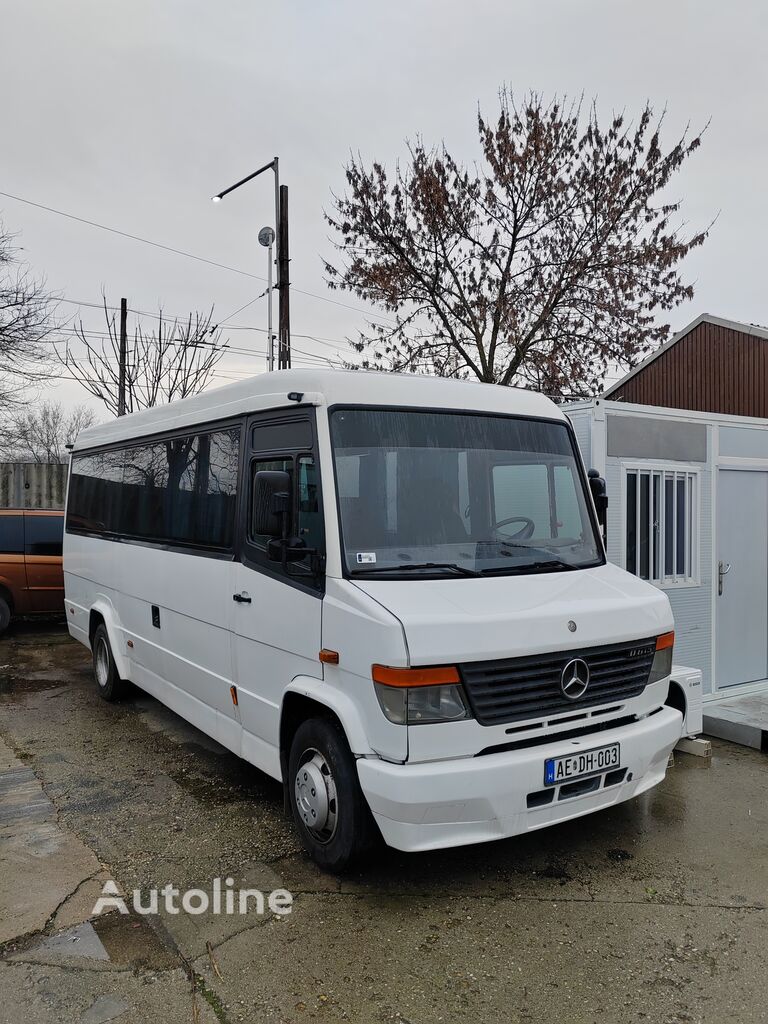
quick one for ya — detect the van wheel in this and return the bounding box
[288,717,374,873]
[92,623,126,702]
[0,596,10,635]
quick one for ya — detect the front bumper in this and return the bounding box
[357,705,683,853]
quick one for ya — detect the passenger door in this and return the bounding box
[23,512,64,613]
[230,411,325,779]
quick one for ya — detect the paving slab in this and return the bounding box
[704,692,768,749]
[0,736,103,944]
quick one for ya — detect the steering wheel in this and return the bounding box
[493,515,535,540]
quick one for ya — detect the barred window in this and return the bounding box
[625,467,697,584]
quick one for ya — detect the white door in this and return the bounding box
[716,469,768,688]
[230,412,325,779]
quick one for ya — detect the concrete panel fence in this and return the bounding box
[0,462,68,509]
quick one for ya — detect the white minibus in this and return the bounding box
[64,369,682,870]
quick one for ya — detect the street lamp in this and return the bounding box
[258,225,276,371]
[211,158,290,370]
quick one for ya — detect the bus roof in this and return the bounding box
[73,368,566,450]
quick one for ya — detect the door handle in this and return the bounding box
[718,561,731,596]
[232,592,252,604]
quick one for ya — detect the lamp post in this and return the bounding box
[212,157,290,370]
[258,226,275,371]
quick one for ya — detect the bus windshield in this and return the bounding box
[329,407,603,578]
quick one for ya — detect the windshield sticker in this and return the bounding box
[356,552,377,564]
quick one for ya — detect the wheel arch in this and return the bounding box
[87,599,130,679]
[665,679,687,720]
[279,678,373,784]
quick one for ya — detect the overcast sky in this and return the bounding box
[2,0,766,416]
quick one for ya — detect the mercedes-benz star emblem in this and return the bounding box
[560,658,590,700]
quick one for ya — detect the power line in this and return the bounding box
[0,189,398,325]
[0,191,265,282]
[55,296,348,351]
[50,326,336,365]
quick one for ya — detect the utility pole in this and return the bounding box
[277,184,291,369]
[212,157,290,372]
[118,297,127,416]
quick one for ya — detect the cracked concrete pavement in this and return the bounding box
[0,621,766,1023]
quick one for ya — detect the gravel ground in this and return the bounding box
[0,621,766,1024]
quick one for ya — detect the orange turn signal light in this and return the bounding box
[319,649,340,665]
[656,631,675,651]
[371,664,460,688]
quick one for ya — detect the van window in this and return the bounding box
[24,515,64,556]
[247,454,324,586]
[67,449,124,533]
[330,408,601,577]
[249,457,292,548]
[252,419,312,453]
[67,427,240,551]
[0,515,24,555]
[297,455,324,555]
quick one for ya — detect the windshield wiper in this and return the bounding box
[351,561,481,578]
[479,558,577,576]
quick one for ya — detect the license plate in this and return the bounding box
[544,743,620,786]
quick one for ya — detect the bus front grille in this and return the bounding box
[459,638,657,727]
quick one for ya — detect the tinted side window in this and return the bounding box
[0,515,24,555]
[67,450,125,534]
[25,515,64,556]
[252,419,312,453]
[122,442,168,538]
[67,427,240,551]
[167,429,240,548]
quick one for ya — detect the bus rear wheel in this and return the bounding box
[288,717,374,873]
[92,623,126,702]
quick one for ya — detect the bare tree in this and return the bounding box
[0,401,97,463]
[58,297,228,416]
[325,91,709,396]
[0,222,57,407]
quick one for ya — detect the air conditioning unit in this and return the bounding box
[669,665,703,737]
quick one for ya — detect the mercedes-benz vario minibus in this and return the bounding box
[63,369,682,870]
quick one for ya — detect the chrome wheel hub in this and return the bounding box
[95,638,109,688]
[294,749,338,842]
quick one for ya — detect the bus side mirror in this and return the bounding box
[588,469,608,538]
[252,470,292,538]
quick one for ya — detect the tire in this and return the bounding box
[0,596,10,636]
[91,623,126,702]
[288,717,375,873]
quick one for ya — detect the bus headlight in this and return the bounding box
[648,631,674,685]
[372,664,472,725]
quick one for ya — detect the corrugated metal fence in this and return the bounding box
[0,463,68,509]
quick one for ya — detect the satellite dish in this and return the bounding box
[258,226,275,247]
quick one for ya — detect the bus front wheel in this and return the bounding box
[288,717,375,872]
